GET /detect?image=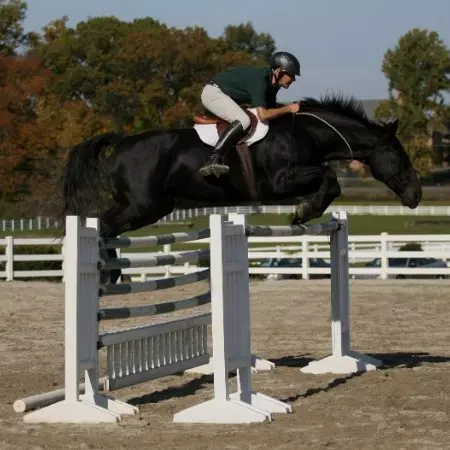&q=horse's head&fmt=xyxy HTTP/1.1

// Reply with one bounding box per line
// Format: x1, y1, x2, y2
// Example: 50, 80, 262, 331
290, 94, 422, 209
365, 120, 422, 208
